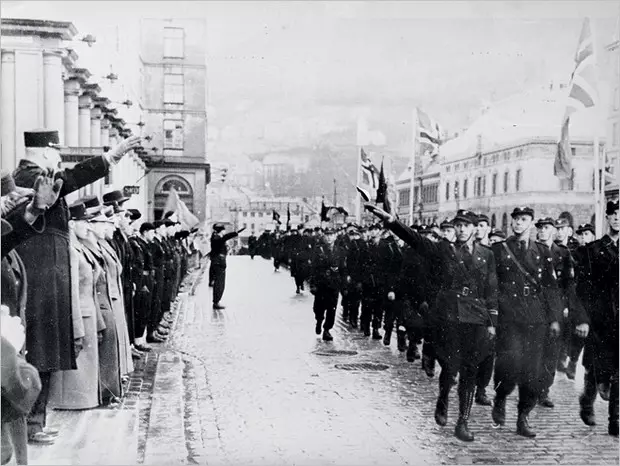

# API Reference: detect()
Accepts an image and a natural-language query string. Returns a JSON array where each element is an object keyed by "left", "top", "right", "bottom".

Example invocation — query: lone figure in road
[{"left": 209, "top": 224, "right": 245, "bottom": 309}]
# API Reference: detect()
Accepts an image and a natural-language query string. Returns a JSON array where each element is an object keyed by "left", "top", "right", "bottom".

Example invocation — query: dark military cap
[
  {"left": 68, "top": 202, "right": 95, "bottom": 221},
  {"left": 1, "top": 218, "right": 12, "bottom": 237},
  {"left": 452, "top": 209, "right": 478, "bottom": 225},
  {"left": 430, "top": 222, "right": 439, "bottom": 229},
  {"left": 477, "top": 214, "right": 490, "bottom": 225},
  {"left": 576, "top": 223, "right": 595, "bottom": 235},
  {"left": 153, "top": 220, "right": 166, "bottom": 229},
  {"left": 127, "top": 209, "right": 142, "bottom": 222},
  {"left": 313, "top": 227, "right": 321, "bottom": 232},
  {"left": 80, "top": 195, "right": 101, "bottom": 210},
  {"left": 511, "top": 206, "right": 534, "bottom": 218},
  {"left": 140, "top": 222, "right": 156, "bottom": 234},
  {"left": 606, "top": 200, "right": 619, "bottom": 215},
  {"left": 554, "top": 217, "right": 570, "bottom": 228},
  {"left": 440, "top": 219, "right": 454, "bottom": 230},
  {"left": 489, "top": 228, "right": 506, "bottom": 239},
  {"left": 418, "top": 225, "right": 431, "bottom": 233},
  {"left": 369, "top": 223, "right": 381, "bottom": 231},
  {"left": 212, "top": 223, "right": 225, "bottom": 232},
  {"left": 535, "top": 217, "right": 555, "bottom": 228},
  {"left": 103, "top": 190, "right": 130, "bottom": 206},
  {"left": 175, "top": 231, "right": 190, "bottom": 240},
  {"left": 24, "top": 129, "right": 60, "bottom": 148}
]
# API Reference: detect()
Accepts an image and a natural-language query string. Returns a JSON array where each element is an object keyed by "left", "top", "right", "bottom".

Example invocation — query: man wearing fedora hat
[
  {"left": 575, "top": 200, "right": 619, "bottom": 436},
  {"left": 490, "top": 207, "right": 563, "bottom": 438},
  {"left": 12, "top": 129, "right": 140, "bottom": 444},
  {"left": 365, "top": 202, "right": 498, "bottom": 443}
]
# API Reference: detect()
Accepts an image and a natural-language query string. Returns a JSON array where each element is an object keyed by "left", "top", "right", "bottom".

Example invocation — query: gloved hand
[
  {"left": 106, "top": 135, "right": 141, "bottom": 164},
  {"left": 1, "top": 306, "right": 25, "bottom": 352},
  {"left": 549, "top": 321, "right": 560, "bottom": 338},
  {"left": 575, "top": 323, "right": 589, "bottom": 338},
  {"left": 29, "top": 172, "right": 64, "bottom": 213},
  {"left": 387, "top": 291, "right": 395, "bottom": 301}
]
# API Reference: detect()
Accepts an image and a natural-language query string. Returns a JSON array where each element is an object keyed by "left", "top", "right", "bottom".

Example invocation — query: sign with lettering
[{"left": 123, "top": 185, "right": 140, "bottom": 196}]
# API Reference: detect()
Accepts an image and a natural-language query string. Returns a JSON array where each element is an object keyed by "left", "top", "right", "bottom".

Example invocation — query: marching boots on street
[
  {"left": 366, "top": 203, "right": 498, "bottom": 442},
  {"left": 491, "top": 207, "right": 563, "bottom": 438},
  {"left": 575, "top": 200, "right": 619, "bottom": 437},
  {"left": 209, "top": 224, "right": 245, "bottom": 309}
]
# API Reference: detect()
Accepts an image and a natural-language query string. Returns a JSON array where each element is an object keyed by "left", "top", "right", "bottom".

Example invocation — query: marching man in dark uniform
[
  {"left": 490, "top": 207, "right": 562, "bottom": 438},
  {"left": 576, "top": 200, "right": 619, "bottom": 437},
  {"left": 209, "top": 223, "right": 245, "bottom": 309},
  {"left": 248, "top": 231, "right": 257, "bottom": 259},
  {"left": 366, "top": 203, "right": 498, "bottom": 442}
]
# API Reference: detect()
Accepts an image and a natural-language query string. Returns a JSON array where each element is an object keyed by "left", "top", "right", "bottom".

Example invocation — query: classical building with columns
[
  {"left": 1, "top": 18, "right": 148, "bottom": 212},
  {"left": 139, "top": 18, "right": 210, "bottom": 221},
  {"left": 604, "top": 19, "right": 620, "bottom": 201}
]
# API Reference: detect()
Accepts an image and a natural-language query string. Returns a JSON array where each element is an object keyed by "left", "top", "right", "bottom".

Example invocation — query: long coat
[
  {"left": 13, "top": 156, "right": 109, "bottom": 371},
  {"left": 49, "top": 238, "right": 106, "bottom": 409}
]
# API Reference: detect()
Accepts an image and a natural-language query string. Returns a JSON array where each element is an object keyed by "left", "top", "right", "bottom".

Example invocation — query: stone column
[
  {"left": 78, "top": 95, "right": 92, "bottom": 147},
  {"left": 43, "top": 50, "right": 65, "bottom": 143},
  {"left": 64, "top": 79, "right": 80, "bottom": 147},
  {"left": 109, "top": 127, "right": 119, "bottom": 148},
  {"left": 101, "top": 117, "right": 110, "bottom": 148},
  {"left": 1, "top": 51, "right": 16, "bottom": 170},
  {"left": 90, "top": 107, "right": 102, "bottom": 147}
]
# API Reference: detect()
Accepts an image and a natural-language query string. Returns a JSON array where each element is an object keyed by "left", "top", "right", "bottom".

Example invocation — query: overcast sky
[{"left": 3, "top": 1, "right": 618, "bottom": 161}]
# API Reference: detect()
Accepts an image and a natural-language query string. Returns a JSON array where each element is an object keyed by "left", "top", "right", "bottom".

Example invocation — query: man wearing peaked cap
[
  {"left": 12, "top": 129, "right": 140, "bottom": 444},
  {"left": 575, "top": 223, "right": 595, "bottom": 245},
  {"left": 440, "top": 219, "right": 456, "bottom": 243},
  {"left": 575, "top": 198, "right": 619, "bottom": 436},
  {"left": 554, "top": 216, "right": 579, "bottom": 254},
  {"left": 103, "top": 190, "right": 130, "bottom": 207},
  {"left": 364, "top": 203, "right": 499, "bottom": 442},
  {"left": 476, "top": 214, "right": 491, "bottom": 246},
  {"left": 489, "top": 205, "right": 563, "bottom": 438}
]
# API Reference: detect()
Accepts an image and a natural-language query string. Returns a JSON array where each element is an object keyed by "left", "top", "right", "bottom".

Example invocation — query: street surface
[{"left": 143, "top": 256, "right": 618, "bottom": 465}]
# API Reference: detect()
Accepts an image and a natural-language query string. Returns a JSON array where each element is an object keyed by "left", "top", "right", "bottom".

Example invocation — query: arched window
[
  {"left": 515, "top": 169, "right": 522, "bottom": 192},
  {"left": 502, "top": 212, "right": 508, "bottom": 232},
  {"left": 154, "top": 175, "right": 194, "bottom": 219},
  {"left": 503, "top": 171, "right": 509, "bottom": 192},
  {"left": 463, "top": 179, "right": 468, "bottom": 199},
  {"left": 491, "top": 213, "right": 497, "bottom": 228}
]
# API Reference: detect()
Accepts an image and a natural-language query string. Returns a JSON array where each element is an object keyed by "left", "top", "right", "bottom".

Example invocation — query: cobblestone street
[{"left": 143, "top": 257, "right": 619, "bottom": 465}]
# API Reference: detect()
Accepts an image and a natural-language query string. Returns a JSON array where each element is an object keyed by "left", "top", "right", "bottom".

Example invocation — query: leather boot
[
  {"left": 565, "top": 360, "right": 577, "bottom": 380},
  {"left": 422, "top": 354, "right": 436, "bottom": 378},
  {"left": 397, "top": 328, "right": 407, "bottom": 352},
  {"left": 580, "top": 371, "right": 598, "bottom": 426},
  {"left": 406, "top": 343, "right": 420, "bottom": 362},
  {"left": 455, "top": 390, "right": 475, "bottom": 442},
  {"left": 516, "top": 412, "right": 536, "bottom": 438},
  {"left": 383, "top": 328, "right": 392, "bottom": 346},
  {"left": 322, "top": 329, "right": 333, "bottom": 341},
  {"left": 475, "top": 388, "right": 493, "bottom": 406},
  {"left": 434, "top": 380, "right": 450, "bottom": 426},
  {"left": 362, "top": 322, "right": 371, "bottom": 337},
  {"left": 315, "top": 320, "right": 322, "bottom": 335},
  {"left": 492, "top": 396, "right": 506, "bottom": 426},
  {"left": 372, "top": 328, "right": 382, "bottom": 340}
]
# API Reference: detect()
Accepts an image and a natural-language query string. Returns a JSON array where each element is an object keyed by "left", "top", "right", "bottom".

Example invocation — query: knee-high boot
[
  {"left": 580, "top": 369, "right": 598, "bottom": 426},
  {"left": 435, "top": 369, "right": 451, "bottom": 426},
  {"left": 455, "top": 387, "right": 475, "bottom": 442}
]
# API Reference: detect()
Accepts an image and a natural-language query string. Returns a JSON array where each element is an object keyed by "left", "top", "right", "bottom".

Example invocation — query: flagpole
[
  {"left": 591, "top": 17, "right": 605, "bottom": 237},
  {"left": 356, "top": 148, "right": 362, "bottom": 225},
  {"left": 409, "top": 108, "right": 419, "bottom": 225}
]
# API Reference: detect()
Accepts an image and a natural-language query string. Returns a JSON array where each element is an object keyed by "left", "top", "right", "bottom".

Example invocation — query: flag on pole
[
  {"left": 416, "top": 107, "right": 444, "bottom": 158},
  {"left": 163, "top": 187, "right": 200, "bottom": 229},
  {"left": 356, "top": 186, "right": 371, "bottom": 203},
  {"left": 360, "top": 147, "right": 379, "bottom": 188},
  {"left": 272, "top": 210, "right": 282, "bottom": 225},
  {"left": 375, "top": 158, "right": 387, "bottom": 206},
  {"left": 555, "top": 17, "right": 598, "bottom": 179},
  {"left": 320, "top": 200, "right": 330, "bottom": 222},
  {"left": 286, "top": 203, "right": 291, "bottom": 230}
]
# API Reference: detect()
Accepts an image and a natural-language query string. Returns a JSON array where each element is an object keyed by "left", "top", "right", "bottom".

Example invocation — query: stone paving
[{"left": 143, "top": 256, "right": 619, "bottom": 465}]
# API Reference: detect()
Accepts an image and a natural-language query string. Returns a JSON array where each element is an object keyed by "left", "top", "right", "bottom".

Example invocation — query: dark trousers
[
  {"left": 494, "top": 322, "right": 546, "bottom": 414},
  {"left": 313, "top": 287, "right": 339, "bottom": 331},
  {"left": 344, "top": 288, "right": 362, "bottom": 323},
  {"left": 273, "top": 258, "right": 280, "bottom": 270},
  {"left": 361, "top": 289, "right": 383, "bottom": 331},
  {"left": 134, "top": 274, "right": 153, "bottom": 339},
  {"left": 123, "top": 283, "right": 135, "bottom": 344},
  {"left": 581, "top": 367, "right": 619, "bottom": 425},
  {"left": 208, "top": 262, "right": 214, "bottom": 284},
  {"left": 149, "top": 267, "right": 164, "bottom": 333},
  {"left": 294, "top": 275, "right": 304, "bottom": 289},
  {"left": 27, "top": 371, "right": 50, "bottom": 437},
  {"left": 541, "top": 326, "right": 560, "bottom": 395},
  {"left": 212, "top": 264, "right": 226, "bottom": 304},
  {"left": 476, "top": 351, "right": 495, "bottom": 393},
  {"left": 569, "top": 333, "right": 586, "bottom": 363}
]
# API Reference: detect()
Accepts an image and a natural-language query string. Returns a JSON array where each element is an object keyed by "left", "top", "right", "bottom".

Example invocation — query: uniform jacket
[
  {"left": 209, "top": 231, "right": 239, "bottom": 267},
  {"left": 492, "top": 236, "right": 563, "bottom": 326},
  {"left": 390, "top": 220, "right": 499, "bottom": 326},
  {"left": 1, "top": 204, "right": 45, "bottom": 258},
  {"left": 309, "top": 241, "right": 342, "bottom": 291},
  {"left": 13, "top": 156, "right": 109, "bottom": 372},
  {"left": 548, "top": 242, "right": 588, "bottom": 325}
]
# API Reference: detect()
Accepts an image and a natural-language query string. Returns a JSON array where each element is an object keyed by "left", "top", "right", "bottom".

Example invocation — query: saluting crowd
[
  {"left": 1, "top": 129, "right": 203, "bottom": 466},
  {"left": 249, "top": 199, "right": 618, "bottom": 443}
]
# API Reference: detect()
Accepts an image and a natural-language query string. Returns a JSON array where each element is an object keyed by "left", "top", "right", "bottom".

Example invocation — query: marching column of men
[
  {"left": 0, "top": 128, "right": 201, "bottom": 465},
  {"left": 253, "top": 198, "right": 619, "bottom": 442}
]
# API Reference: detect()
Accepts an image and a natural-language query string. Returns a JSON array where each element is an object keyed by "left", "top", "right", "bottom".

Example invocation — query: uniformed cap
[
  {"left": 489, "top": 228, "right": 506, "bottom": 239},
  {"left": 430, "top": 222, "right": 439, "bottom": 229},
  {"left": 554, "top": 217, "right": 570, "bottom": 228},
  {"left": 535, "top": 217, "right": 555, "bottom": 228},
  {"left": 440, "top": 219, "right": 454, "bottom": 230},
  {"left": 127, "top": 209, "right": 142, "bottom": 222},
  {"left": 90, "top": 205, "right": 115, "bottom": 223},
  {"left": 175, "top": 231, "right": 190, "bottom": 240},
  {"left": 24, "top": 129, "right": 60, "bottom": 148},
  {"left": 511, "top": 206, "right": 534, "bottom": 218},
  {"left": 68, "top": 202, "right": 96, "bottom": 221},
  {"left": 452, "top": 209, "right": 478, "bottom": 225},
  {"left": 1, "top": 170, "right": 16, "bottom": 196},
  {"left": 103, "top": 190, "right": 130, "bottom": 206},
  {"left": 153, "top": 220, "right": 166, "bottom": 229},
  {"left": 313, "top": 227, "right": 321, "bottom": 232},
  {"left": 1, "top": 218, "right": 12, "bottom": 237},
  {"left": 418, "top": 225, "right": 431, "bottom": 234},
  {"left": 606, "top": 200, "right": 619, "bottom": 215},
  {"left": 576, "top": 223, "right": 595, "bottom": 235},
  {"left": 140, "top": 222, "right": 156, "bottom": 234},
  {"left": 477, "top": 214, "right": 490, "bottom": 225},
  {"left": 77, "top": 195, "right": 102, "bottom": 216},
  {"left": 212, "top": 223, "right": 225, "bottom": 232},
  {"left": 369, "top": 223, "right": 381, "bottom": 231}
]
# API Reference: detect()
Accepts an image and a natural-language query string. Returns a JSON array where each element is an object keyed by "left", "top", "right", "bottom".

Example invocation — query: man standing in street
[
  {"left": 12, "top": 129, "right": 140, "bottom": 445},
  {"left": 576, "top": 200, "right": 619, "bottom": 437},
  {"left": 365, "top": 204, "right": 498, "bottom": 442},
  {"left": 210, "top": 223, "right": 245, "bottom": 309},
  {"left": 490, "top": 207, "right": 562, "bottom": 438},
  {"left": 248, "top": 231, "right": 257, "bottom": 259}
]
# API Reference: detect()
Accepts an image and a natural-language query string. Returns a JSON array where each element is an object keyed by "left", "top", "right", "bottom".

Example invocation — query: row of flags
[{"left": 271, "top": 201, "right": 350, "bottom": 227}]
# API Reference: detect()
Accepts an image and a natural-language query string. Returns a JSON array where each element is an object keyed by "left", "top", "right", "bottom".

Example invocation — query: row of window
[
  {"left": 445, "top": 169, "right": 523, "bottom": 201},
  {"left": 397, "top": 184, "right": 439, "bottom": 207},
  {"left": 445, "top": 148, "right": 525, "bottom": 173},
  {"left": 242, "top": 217, "right": 310, "bottom": 230}
]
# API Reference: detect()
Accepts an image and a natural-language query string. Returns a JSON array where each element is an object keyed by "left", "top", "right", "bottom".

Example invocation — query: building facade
[
  {"left": 139, "top": 18, "right": 210, "bottom": 222},
  {"left": 604, "top": 19, "right": 620, "bottom": 201},
  {"left": 1, "top": 18, "right": 148, "bottom": 212},
  {"left": 395, "top": 158, "right": 441, "bottom": 225}
]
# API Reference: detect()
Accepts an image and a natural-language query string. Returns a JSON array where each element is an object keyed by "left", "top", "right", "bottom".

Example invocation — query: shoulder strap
[{"left": 501, "top": 241, "right": 538, "bottom": 287}]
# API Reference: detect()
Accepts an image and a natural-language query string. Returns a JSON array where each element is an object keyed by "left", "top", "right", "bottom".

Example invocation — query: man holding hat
[
  {"left": 575, "top": 200, "right": 619, "bottom": 436},
  {"left": 210, "top": 223, "right": 246, "bottom": 309},
  {"left": 12, "top": 129, "right": 140, "bottom": 443},
  {"left": 365, "top": 202, "right": 498, "bottom": 443},
  {"left": 490, "top": 206, "right": 562, "bottom": 438}
]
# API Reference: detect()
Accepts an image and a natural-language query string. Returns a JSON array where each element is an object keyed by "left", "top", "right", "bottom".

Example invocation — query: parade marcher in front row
[
  {"left": 210, "top": 223, "right": 245, "bottom": 309},
  {"left": 491, "top": 207, "right": 562, "bottom": 438},
  {"left": 535, "top": 217, "right": 589, "bottom": 409},
  {"left": 576, "top": 200, "right": 619, "bottom": 437},
  {"left": 366, "top": 203, "right": 498, "bottom": 442}
]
